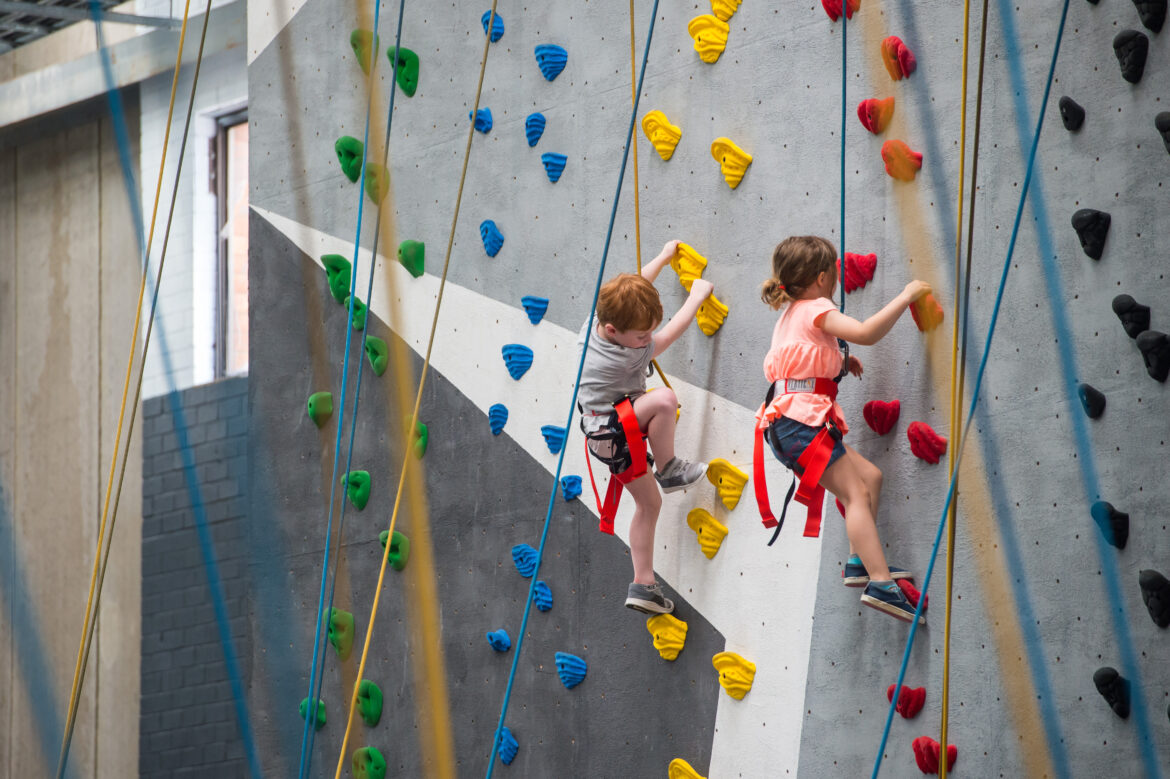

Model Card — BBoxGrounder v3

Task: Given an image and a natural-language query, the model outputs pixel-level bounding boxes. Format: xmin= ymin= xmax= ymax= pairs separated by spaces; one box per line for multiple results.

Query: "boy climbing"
xmin=578 ymin=239 xmax=713 ymax=614
xmin=758 ymin=235 xmax=932 ymax=623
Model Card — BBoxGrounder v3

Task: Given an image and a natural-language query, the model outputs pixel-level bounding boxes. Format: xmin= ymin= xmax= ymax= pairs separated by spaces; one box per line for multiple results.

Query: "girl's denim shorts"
xmin=765 ymin=416 xmax=847 ymax=475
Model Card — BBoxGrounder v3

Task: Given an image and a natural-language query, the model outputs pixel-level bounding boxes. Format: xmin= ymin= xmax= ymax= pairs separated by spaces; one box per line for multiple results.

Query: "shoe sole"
xmin=658 ymin=463 xmax=709 ymax=494
xmin=625 ymin=597 xmax=675 ymax=615
xmin=842 ymin=570 xmax=915 ymax=588
xmin=860 ymin=593 xmax=926 ymax=625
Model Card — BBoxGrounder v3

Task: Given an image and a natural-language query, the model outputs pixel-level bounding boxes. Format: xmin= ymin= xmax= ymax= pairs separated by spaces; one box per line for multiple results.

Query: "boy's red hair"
xmin=597 ymin=273 xmax=663 ymax=332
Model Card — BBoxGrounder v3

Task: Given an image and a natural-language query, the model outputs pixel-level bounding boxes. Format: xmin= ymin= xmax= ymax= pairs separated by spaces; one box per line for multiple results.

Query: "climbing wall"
xmin=246 ymin=0 xmax=1169 ymax=776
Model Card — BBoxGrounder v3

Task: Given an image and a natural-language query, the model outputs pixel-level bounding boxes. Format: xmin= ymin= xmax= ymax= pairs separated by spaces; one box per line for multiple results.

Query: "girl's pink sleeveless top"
xmin=758 ymin=297 xmax=849 ymax=433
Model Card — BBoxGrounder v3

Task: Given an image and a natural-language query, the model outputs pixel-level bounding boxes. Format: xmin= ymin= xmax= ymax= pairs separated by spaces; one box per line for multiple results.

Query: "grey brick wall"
xmin=140 ymin=377 xmax=250 ymax=779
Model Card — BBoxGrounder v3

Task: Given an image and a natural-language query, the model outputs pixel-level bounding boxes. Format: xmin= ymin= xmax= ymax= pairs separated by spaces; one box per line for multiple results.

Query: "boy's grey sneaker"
xmin=654 ymin=457 xmax=708 ymax=493
xmin=860 ymin=581 xmax=926 ymax=625
xmin=625 ymin=581 xmax=674 ymax=614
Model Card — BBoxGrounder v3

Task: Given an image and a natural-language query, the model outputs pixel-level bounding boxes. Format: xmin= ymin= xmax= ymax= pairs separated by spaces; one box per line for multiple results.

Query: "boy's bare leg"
xmin=623 ymin=473 xmax=662 ymax=585
xmin=820 ymin=446 xmax=891 ymax=581
xmin=632 ymin=389 xmax=678 ymax=467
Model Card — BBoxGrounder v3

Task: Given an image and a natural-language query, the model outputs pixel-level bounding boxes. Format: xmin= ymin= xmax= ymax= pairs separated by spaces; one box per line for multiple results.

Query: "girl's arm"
xmin=640 ymin=239 xmax=681 ymax=283
xmin=820 ymin=280 xmax=931 ymax=346
xmin=652 ymin=278 xmax=713 ymax=357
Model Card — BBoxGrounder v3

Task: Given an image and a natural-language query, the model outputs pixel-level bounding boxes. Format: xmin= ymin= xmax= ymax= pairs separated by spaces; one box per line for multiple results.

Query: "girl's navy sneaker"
xmin=861 ymin=581 xmax=926 ymax=624
xmin=842 ymin=558 xmax=913 ymax=587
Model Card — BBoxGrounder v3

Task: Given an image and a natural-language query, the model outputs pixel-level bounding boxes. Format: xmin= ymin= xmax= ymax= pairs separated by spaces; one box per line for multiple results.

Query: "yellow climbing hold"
xmin=695 ymin=293 xmax=729 ymax=336
xmin=641 ymin=110 xmax=683 ymax=161
xmin=686 ymin=508 xmax=728 ymax=559
xmin=706 ymin=458 xmax=748 ymax=510
xmin=710 ymin=137 xmax=753 ymax=189
xmin=687 ymin=15 xmax=729 ymax=64
xmin=671 ymin=242 xmax=708 ymax=292
xmin=710 ymin=0 xmax=742 ymax=22
xmin=669 ymin=757 xmax=707 ymax=779
xmin=646 ymin=613 xmax=689 ymax=661
xmin=712 ymin=651 xmax=756 ymax=700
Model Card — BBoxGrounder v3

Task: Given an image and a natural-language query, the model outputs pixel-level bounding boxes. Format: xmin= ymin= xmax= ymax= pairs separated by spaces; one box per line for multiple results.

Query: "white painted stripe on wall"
xmin=253 ymin=204 xmax=824 ymax=777
xmin=247 ymin=0 xmax=310 ymax=64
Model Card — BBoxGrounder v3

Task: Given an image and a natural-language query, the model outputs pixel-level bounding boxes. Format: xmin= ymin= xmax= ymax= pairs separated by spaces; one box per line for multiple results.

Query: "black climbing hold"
xmin=335 ymin=136 xmax=364 ymax=182
xmin=1138 ymin=569 xmax=1170 ymax=628
xmin=1136 ymin=330 xmax=1170 ymax=382
xmin=1093 ymin=667 xmax=1130 ymax=719
xmin=1077 ymin=383 xmax=1106 ymax=419
xmin=1071 ymin=209 xmax=1110 ymax=260
xmin=1058 ymin=97 xmax=1085 ymax=132
xmin=322 ymin=254 xmax=352 ymax=304
xmin=1156 ymin=113 xmax=1170 ymax=156
xmin=1091 ymin=501 xmax=1129 ymax=549
xmin=1112 ymin=294 xmax=1150 ymax=339
xmin=1132 ymin=0 xmax=1166 ymax=32
xmin=1087 ymin=0 xmax=1099 ymax=4
xmin=1113 ymin=30 xmax=1149 ymax=84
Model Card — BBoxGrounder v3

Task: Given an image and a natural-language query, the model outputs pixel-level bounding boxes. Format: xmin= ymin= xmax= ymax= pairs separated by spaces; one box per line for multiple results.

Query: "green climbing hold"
xmin=364 ymin=163 xmax=389 ymax=205
xmin=379 ymin=530 xmax=411 ymax=571
xmin=345 ymin=470 xmax=371 ymax=510
xmin=328 ymin=607 xmax=355 ymax=660
xmin=322 ymin=254 xmax=352 ymax=305
xmin=397 ymin=240 xmax=425 ymax=278
xmin=352 ymin=746 xmax=387 ymax=779
xmin=350 ymin=29 xmax=380 ymax=75
xmin=357 ymin=679 xmax=384 ymax=727
xmin=387 ymin=46 xmax=420 ymax=96
xmin=307 ymin=392 xmax=333 ymax=427
xmin=345 ymin=296 xmax=367 ymax=330
xmin=335 ymin=136 xmax=364 ymax=182
xmin=299 ymin=697 xmax=326 ymax=730
xmin=412 ymin=420 xmax=428 ymax=459
xmin=364 ymin=336 xmax=388 ymax=376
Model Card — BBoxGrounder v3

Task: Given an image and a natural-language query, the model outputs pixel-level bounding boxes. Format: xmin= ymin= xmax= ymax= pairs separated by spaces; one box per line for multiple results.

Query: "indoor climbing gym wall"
xmin=247 ymin=0 xmax=1169 ymax=777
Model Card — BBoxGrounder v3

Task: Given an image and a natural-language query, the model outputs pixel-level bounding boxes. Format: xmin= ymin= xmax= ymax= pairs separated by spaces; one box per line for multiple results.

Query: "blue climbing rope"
xmin=76 ymin=3 xmax=263 ymax=778
xmin=483 ymin=1 xmax=661 ymax=774
xmin=295 ymin=0 xmax=385 ymax=776
xmin=869 ymin=1 xmax=1072 ymax=776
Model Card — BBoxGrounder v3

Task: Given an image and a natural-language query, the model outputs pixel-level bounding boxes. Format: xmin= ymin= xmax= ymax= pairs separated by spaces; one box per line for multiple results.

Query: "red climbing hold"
xmin=907 ymin=421 xmax=947 ymax=465
xmin=898 ymin=579 xmax=928 ymax=614
xmin=881 ymin=36 xmax=917 ymax=80
xmin=912 ymin=736 xmax=957 ymax=774
xmin=881 ymin=139 xmax=923 ymax=182
xmin=822 ymin=0 xmax=860 ymax=21
xmin=840 ymin=252 xmax=878 ymax=293
xmin=887 ymin=684 xmax=926 ymax=719
xmin=863 ymin=399 xmax=900 ymax=435
xmin=910 ymin=292 xmax=944 ymax=332
xmin=857 ymin=98 xmax=895 ymax=134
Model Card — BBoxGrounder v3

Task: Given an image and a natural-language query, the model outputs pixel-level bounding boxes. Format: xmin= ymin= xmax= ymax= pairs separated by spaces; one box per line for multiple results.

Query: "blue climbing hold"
xmin=535 ymin=44 xmax=568 ymax=81
xmin=488 ymin=403 xmax=509 ymax=435
xmin=541 ymin=153 xmax=567 ymax=183
xmin=554 ymin=651 xmax=587 ymax=689
xmin=512 ymin=543 xmax=538 ymax=578
xmin=481 ymin=10 xmax=504 ymax=42
xmin=487 ymin=629 xmax=512 ymax=652
xmin=560 ymin=475 xmax=582 ymax=502
xmin=525 ymin=112 xmax=546 ymax=147
xmin=521 ymin=295 xmax=549 ymax=325
xmin=498 ymin=726 xmax=518 ymax=765
xmin=501 ymin=344 xmax=533 ymax=380
xmin=470 ymin=107 xmax=493 ymax=134
xmin=541 ymin=425 xmax=567 ymax=455
xmin=480 ymin=219 xmax=505 ymax=257
xmin=533 ymin=580 xmax=553 ymax=612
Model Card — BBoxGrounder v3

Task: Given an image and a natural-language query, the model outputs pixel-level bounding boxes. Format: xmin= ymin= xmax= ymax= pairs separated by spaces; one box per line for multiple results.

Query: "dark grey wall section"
xmin=140 ymin=378 xmax=250 ymax=778
xmin=246 ymin=213 xmax=723 ymax=776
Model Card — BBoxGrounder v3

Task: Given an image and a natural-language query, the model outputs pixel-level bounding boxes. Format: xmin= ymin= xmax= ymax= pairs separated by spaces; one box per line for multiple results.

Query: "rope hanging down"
xmin=484 ymin=1 xmax=661 ymax=774
xmin=870 ymin=2 xmax=1071 ymax=775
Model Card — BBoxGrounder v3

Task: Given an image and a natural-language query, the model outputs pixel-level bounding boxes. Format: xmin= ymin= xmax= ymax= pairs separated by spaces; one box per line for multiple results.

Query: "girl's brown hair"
xmin=761 ymin=235 xmax=838 ymax=310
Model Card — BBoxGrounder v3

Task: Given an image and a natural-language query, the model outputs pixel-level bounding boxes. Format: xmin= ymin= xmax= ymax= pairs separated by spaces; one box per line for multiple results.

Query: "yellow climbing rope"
xmin=330 ymin=5 xmax=502 ymax=778
xmin=56 ymin=3 xmax=205 ymax=776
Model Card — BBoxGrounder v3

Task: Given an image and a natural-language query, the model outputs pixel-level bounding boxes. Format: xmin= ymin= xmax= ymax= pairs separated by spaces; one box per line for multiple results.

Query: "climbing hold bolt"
xmin=534 ymin=44 xmax=568 ymax=80
xmin=857 ymin=98 xmax=895 ymax=135
xmin=501 ymin=344 xmax=533 ymax=380
xmin=1113 ymin=29 xmax=1149 ymax=84
xmin=486 ymin=629 xmax=512 ymax=652
xmin=712 ymin=651 xmax=756 ymax=700
xmin=357 ymin=679 xmax=383 ymax=727
xmin=642 ymin=110 xmax=683 ymax=161
xmin=707 ymin=458 xmax=749 ymax=510
xmin=322 ymin=254 xmax=352 ymax=305
xmin=481 ymin=9 xmax=504 ymax=42
xmin=335 ymin=136 xmax=364 ymax=182
xmin=344 ymin=296 xmax=367 ymax=330
xmin=1093 ymin=666 xmax=1131 ymax=718
xmin=560 ymin=475 xmax=582 ymax=501
xmin=646 ymin=613 xmax=689 ymax=661
xmin=910 ymin=292 xmax=944 ymax=332
xmin=1136 ymin=330 xmax=1170 ymax=382
xmin=387 ymin=47 xmax=420 ymax=97
xmin=1058 ymin=97 xmax=1085 ymax=132
xmin=540 ymin=152 xmax=567 ymax=183
xmin=687 ymin=15 xmax=730 ymax=63
xmin=525 ymin=112 xmax=546 ymax=147
xmin=907 ymin=421 xmax=947 ymax=464
xmin=488 ymin=403 xmax=509 ymax=435
xmin=398 ymin=239 xmax=425 ymax=278
xmin=881 ymin=36 xmax=917 ymax=80
xmin=533 ymin=580 xmax=553 ymax=612
xmin=328 ymin=607 xmax=355 ymax=660
xmin=511 ymin=543 xmax=538 ymax=577
xmin=345 ymin=470 xmax=371 ymax=510
xmin=863 ymin=399 xmax=900 ymax=435
xmin=378 ymin=530 xmax=411 ymax=571
xmin=841 ymin=251 xmax=878 ymax=292
xmin=1091 ymin=500 xmax=1129 ymax=549
xmin=350 ymin=29 xmax=380 ymax=75
xmin=1072 ymin=208 xmax=1110 ymax=260
xmin=364 ymin=336 xmax=389 ymax=377
xmin=480 ymin=219 xmax=505 ymax=257
xmin=307 ymin=392 xmax=333 ymax=427
xmin=686 ymin=508 xmax=729 ymax=559
xmin=554 ymin=651 xmax=587 ymax=689
xmin=300 ymin=697 xmax=326 ymax=730
xmin=887 ymin=685 xmax=926 ymax=719
xmin=1077 ymin=384 xmax=1106 ymax=419
xmin=351 ymin=746 xmax=386 ymax=779
xmin=1138 ymin=569 xmax=1170 ymax=628
xmin=710 ymin=137 xmax=753 ymax=189
xmin=520 ymin=295 xmax=549 ymax=324
xmin=881 ymin=139 xmax=923 ymax=181
xmin=470 ymin=107 xmax=493 ymax=134
xmin=541 ymin=425 xmax=567 ymax=454
xmin=498 ymin=726 xmax=518 ymax=765
xmin=1112 ymin=294 xmax=1150 ymax=339
xmin=364 ymin=163 xmax=389 ymax=205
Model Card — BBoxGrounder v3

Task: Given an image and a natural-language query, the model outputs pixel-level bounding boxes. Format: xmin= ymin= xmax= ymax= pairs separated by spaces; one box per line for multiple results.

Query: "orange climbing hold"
xmin=910 ymin=292 xmax=944 ymax=332
xmin=881 ymin=36 xmax=917 ymax=80
xmin=857 ymin=97 xmax=895 ymax=134
xmin=881 ymin=139 xmax=922 ymax=181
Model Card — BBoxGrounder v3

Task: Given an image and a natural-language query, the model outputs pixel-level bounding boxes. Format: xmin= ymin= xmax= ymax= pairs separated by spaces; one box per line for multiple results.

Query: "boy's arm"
xmin=640 ymin=239 xmax=681 ymax=283
xmin=652 ymin=279 xmax=713 ymax=358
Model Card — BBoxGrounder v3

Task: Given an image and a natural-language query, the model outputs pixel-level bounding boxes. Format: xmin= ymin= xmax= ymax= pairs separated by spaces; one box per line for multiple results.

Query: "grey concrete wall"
xmin=139 ymin=377 xmax=250 ymax=778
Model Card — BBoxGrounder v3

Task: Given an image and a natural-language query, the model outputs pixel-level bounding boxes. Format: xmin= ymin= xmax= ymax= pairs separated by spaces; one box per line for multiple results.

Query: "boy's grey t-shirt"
xmin=576 ymin=317 xmax=654 ymax=431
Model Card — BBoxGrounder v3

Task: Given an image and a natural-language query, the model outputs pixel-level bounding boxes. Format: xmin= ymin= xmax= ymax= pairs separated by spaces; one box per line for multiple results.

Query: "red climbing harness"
xmin=754 ymin=377 xmax=842 ymax=541
xmin=583 ymin=397 xmax=648 ymax=535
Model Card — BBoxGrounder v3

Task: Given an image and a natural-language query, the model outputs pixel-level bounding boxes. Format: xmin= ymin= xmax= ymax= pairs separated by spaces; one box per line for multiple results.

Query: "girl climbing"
xmin=758 ymin=235 xmax=931 ymax=623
